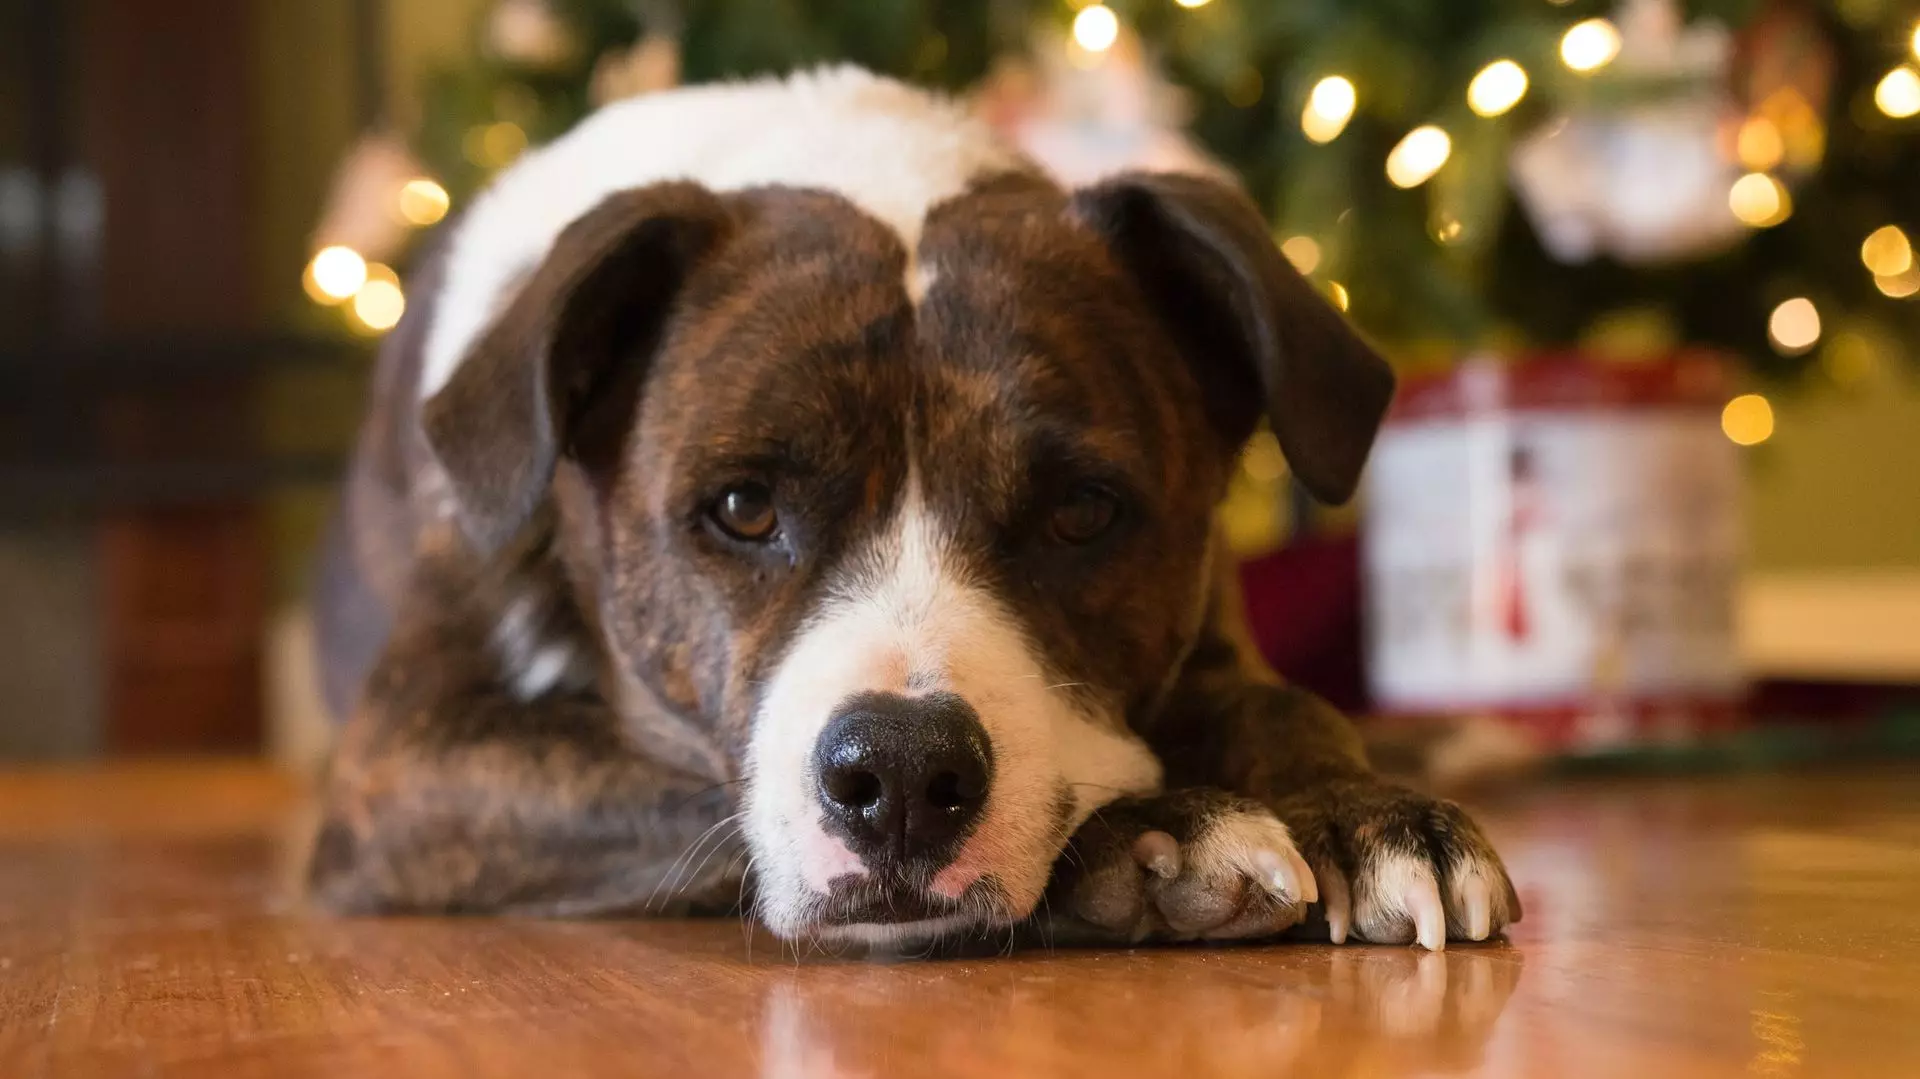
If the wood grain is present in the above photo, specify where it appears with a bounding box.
[2,765,1918,1077]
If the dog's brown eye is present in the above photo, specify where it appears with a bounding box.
[1050,485,1122,545]
[711,483,778,542]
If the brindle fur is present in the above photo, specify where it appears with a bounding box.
[309,168,1517,945]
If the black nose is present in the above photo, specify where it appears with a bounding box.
[812,692,993,868]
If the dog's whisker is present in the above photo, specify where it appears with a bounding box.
[653,814,738,909]
[649,812,744,912]
[676,821,743,909]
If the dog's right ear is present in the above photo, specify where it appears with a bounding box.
[422,182,732,556]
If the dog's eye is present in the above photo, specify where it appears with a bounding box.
[1049,484,1123,545]
[710,483,778,542]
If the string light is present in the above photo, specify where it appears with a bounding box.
[307,245,366,303]
[1875,268,1920,298]
[1467,60,1529,118]
[1560,19,1622,74]
[1861,225,1913,277]
[397,178,451,227]
[1071,5,1119,53]
[351,263,406,333]
[1913,23,1920,62]
[1876,66,1920,118]
[1386,125,1452,188]
[1720,394,1775,446]
[465,121,529,167]
[1240,431,1287,482]
[1175,0,1212,8]
[1767,297,1820,354]
[1736,117,1784,171]
[1822,332,1878,386]
[1433,217,1465,244]
[1281,236,1322,274]
[1728,173,1791,227]
[1327,281,1350,311]
[1302,76,1357,144]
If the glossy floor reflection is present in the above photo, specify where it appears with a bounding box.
[1,765,1917,1077]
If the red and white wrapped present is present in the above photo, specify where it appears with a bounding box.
[1362,354,1747,756]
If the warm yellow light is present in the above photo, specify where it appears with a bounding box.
[1561,19,1622,74]
[1302,76,1357,144]
[1071,5,1120,53]
[1822,332,1878,386]
[1912,23,1920,61]
[1728,172,1791,227]
[1386,125,1452,188]
[1736,117,1784,171]
[308,246,366,302]
[1433,217,1465,244]
[1876,66,1920,119]
[1327,281,1350,311]
[1861,225,1914,278]
[466,121,529,167]
[1467,60,1529,118]
[1240,431,1287,483]
[352,278,407,333]
[1721,394,1774,447]
[1768,297,1820,354]
[1281,235,1322,274]
[397,178,451,227]
[1175,0,1212,8]
[1876,268,1920,298]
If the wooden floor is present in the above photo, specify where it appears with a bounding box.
[3,764,1919,1078]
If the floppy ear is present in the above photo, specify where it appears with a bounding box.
[422,182,732,554]
[1070,172,1395,505]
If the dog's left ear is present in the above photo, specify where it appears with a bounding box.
[1071,171,1395,505]
[423,182,733,555]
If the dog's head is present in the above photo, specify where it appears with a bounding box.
[423,170,1391,944]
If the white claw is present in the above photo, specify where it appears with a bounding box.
[1464,879,1491,941]
[1319,861,1352,945]
[1291,845,1319,905]
[1253,845,1318,905]
[1132,830,1182,879]
[1408,876,1447,952]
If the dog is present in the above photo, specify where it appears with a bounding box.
[309,67,1518,951]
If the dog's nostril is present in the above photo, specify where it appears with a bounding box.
[925,771,968,810]
[826,768,883,809]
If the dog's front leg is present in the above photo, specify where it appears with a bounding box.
[1048,632,1520,950]
[308,657,743,919]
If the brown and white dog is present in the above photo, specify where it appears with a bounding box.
[309,67,1518,951]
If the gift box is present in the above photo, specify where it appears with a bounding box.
[1360,354,1747,756]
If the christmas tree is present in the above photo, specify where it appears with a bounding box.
[310,0,1920,389]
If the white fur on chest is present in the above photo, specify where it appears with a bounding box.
[419,66,1019,399]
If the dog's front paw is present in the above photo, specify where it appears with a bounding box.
[1052,789,1317,942]
[1276,781,1521,951]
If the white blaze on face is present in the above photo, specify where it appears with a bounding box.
[744,473,1162,942]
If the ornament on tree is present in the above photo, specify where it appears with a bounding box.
[487,0,577,68]
[1510,0,1749,264]
[973,25,1228,187]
